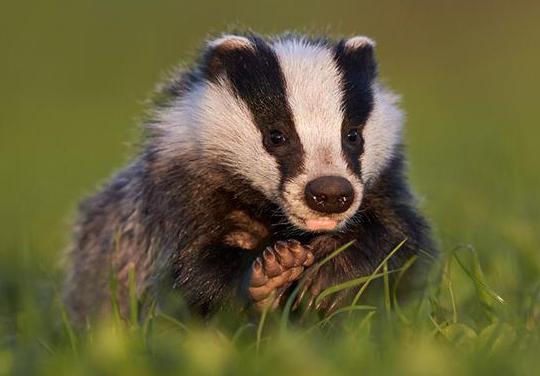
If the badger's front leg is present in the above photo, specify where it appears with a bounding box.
[248,240,314,311]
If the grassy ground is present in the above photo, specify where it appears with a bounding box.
[2,243,539,376]
[1,0,540,375]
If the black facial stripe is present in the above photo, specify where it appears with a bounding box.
[203,35,304,184]
[334,40,377,177]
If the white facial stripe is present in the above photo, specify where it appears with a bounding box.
[361,84,404,184]
[272,39,350,179]
[154,79,281,200]
[272,39,365,230]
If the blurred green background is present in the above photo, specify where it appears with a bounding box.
[1,0,540,374]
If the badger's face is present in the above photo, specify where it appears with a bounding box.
[157,34,403,233]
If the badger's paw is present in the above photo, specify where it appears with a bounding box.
[248,240,314,311]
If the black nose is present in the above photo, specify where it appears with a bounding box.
[304,176,354,214]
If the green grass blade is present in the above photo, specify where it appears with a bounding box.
[109,228,123,325]
[453,250,505,306]
[315,269,403,306]
[232,323,256,345]
[57,295,78,356]
[257,301,272,355]
[142,299,157,348]
[37,338,55,355]
[316,240,357,269]
[280,240,356,332]
[156,311,190,333]
[351,238,408,307]
[392,255,418,325]
[311,305,377,329]
[128,262,139,327]
[108,270,122,325]
[358,311,377,332]
[444,254,458,323]
[383,261,391,321]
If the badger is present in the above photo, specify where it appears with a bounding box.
[64,32,436,322]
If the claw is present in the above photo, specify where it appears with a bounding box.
[287,239,301,247]
[263,248,281,277]
[288,246,307,266]
[250,258,267,287]
[275,243,295,268]
[293,285,308,311]
[325,300,339,316]
[293,275,313,310]
[274,240,288,250]
[272,285,290,309]
[303,251,315,267]
[306,294,317,312]
[263,247,274,261]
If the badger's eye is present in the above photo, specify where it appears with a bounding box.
[269,130,287,146]
[346,129,359,143]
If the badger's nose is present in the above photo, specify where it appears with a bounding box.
[304,176,354,214]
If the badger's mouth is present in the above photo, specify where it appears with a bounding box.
[304,217,340,231]
[287,213,342,232]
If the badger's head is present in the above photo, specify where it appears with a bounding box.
[155,34,403,233]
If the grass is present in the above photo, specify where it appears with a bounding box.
[1,238,539,376]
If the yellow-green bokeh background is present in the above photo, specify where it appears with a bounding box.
[1,0,539,290]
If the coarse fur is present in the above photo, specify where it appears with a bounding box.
[63,32,436,322]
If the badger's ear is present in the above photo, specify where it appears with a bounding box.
[335,36,377,80]
[202,35,256,81]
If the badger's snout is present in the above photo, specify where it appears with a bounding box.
[304,176,354,214]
